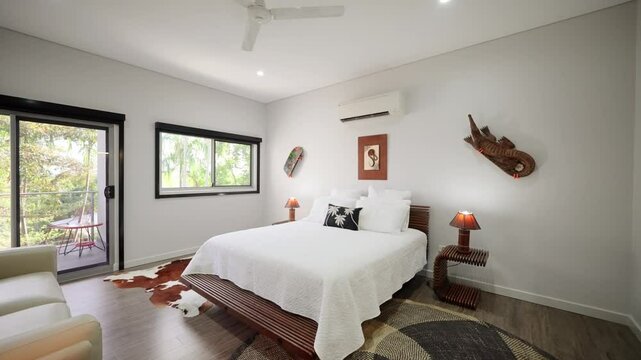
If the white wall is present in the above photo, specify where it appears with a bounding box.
[0,28,266,267]
[1,2,639,331]
[264,4,636,322]
[631,0,641,338]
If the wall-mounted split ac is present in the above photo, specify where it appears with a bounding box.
[338,91,404,122]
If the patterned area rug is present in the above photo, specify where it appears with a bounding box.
[232,299,556,360]
[103,258,213,317]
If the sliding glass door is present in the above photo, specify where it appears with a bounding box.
[0,112,118,276]
[17,118,110,273]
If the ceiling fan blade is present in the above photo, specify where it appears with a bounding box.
[235,0,255,7]
[271,6,345,20]
[242,17,261,51]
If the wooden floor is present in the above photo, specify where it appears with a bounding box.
[62,271,641,360]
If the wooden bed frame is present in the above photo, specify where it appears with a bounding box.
[180,205,430,360]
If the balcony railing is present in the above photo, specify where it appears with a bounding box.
[0,190,99,247]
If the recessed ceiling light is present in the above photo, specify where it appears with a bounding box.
[439,0,451,3]
[256,70,265,77]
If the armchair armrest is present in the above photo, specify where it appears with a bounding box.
[0,246,57,280]
[0,314,102,360]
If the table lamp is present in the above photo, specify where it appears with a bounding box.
[284,197,300,221]
[449,211,481,253]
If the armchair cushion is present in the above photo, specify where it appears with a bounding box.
[0,303,71,339]
[38,341,92,360]
[0,314,102,360]
[0,246,57,280]
[0,272,65,316]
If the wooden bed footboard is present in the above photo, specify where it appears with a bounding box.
[182,205,430,360]
[181,273,318,360]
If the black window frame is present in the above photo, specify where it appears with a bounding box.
[155,122,261,199]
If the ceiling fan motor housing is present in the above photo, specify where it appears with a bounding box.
[249,5,272,24]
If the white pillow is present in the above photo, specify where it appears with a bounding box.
[360,197,412,231]
[303,196,357,224]
[356,198,410,233]
[367,186,412,201]
[330,188,364,200]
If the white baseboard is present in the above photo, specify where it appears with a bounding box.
[124,246,200,269]
[628,314,641,342]
[423,270,632,326]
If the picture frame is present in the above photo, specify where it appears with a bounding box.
[358,134,387,180]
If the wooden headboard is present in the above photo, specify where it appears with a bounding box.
[409,205,430,259]
[409,205,430,240]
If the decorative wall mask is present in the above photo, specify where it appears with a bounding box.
[358,134,387,180]
[284,146,304,177]
[464,115,536,179]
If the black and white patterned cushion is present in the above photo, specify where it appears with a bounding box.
[323,204,362,231]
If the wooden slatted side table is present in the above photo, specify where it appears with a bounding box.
[433,245,489,310]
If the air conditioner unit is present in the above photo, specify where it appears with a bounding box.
[338,91,404,122]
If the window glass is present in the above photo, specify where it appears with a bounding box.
[215,141,251,187]
[160,133,211,189]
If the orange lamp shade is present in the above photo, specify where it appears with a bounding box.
[284,197,300,209]
[449,211,481,230]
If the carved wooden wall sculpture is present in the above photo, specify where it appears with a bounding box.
[464,114,536,179]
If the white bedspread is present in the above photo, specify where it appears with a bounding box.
[183,221,427,360]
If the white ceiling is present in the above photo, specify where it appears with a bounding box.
[0,0,628,103]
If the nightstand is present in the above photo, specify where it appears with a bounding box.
[432,245,489,309]
[272,220,293,225]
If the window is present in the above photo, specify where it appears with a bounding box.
[155,122,261,198]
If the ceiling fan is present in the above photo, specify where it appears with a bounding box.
[235,0,345,51]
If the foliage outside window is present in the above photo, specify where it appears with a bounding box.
[156,123,260,198]
[0,117,105,248]
[215,141,251,186]
[160,133,212,188]
[0,115,10,248]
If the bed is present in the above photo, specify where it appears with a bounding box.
[181,205,430,360]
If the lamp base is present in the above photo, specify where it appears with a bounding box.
[457,229,471,254]
[288,208,296,222]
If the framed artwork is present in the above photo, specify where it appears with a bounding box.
[358,134,387,180]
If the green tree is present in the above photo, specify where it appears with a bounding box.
[161,133,211,188]
[0,119,100,247]
[215,141,250,186]
[0,116,11,248]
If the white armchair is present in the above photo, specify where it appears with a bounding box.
[0,246,102,360]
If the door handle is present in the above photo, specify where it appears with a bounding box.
[104,186,115,199]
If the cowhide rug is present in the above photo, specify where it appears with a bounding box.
[103,258,213,317]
